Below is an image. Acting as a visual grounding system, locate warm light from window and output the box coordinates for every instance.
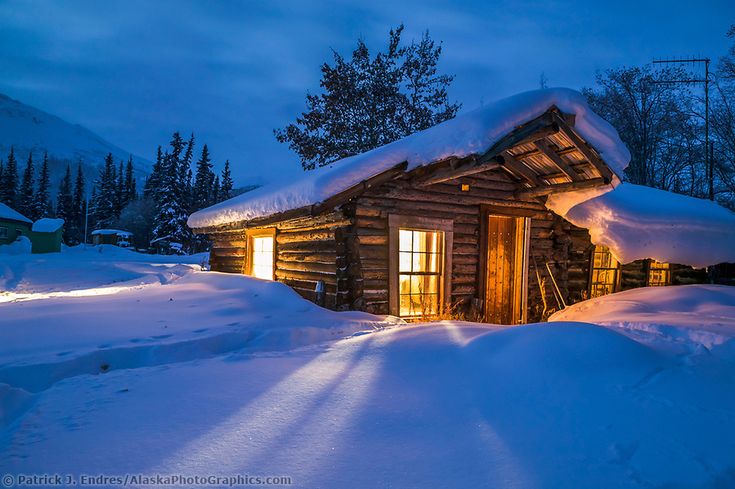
[647,260,670,286]
[398,229,442,317]
[590,245,619,298]
[251,236,274,280]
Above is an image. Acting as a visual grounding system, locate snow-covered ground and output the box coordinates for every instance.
[2,249,735,488]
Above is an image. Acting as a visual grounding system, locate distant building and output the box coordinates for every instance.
[91,229,134,247]
[31,218,64,253]
[0,204,64,253]
[0,203,32,245]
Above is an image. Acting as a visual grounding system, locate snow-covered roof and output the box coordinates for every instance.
[0,203,32,224]
[91,229,133,237]
[188,88,631,229]
[547,183,735,267]
[32,218,64,233]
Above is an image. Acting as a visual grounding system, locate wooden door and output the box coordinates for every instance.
[485,215,528,324]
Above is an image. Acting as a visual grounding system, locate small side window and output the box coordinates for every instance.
[246,229,276,280]
[589,245,619,298]
[647,260,671,286]
[0,226,8,239]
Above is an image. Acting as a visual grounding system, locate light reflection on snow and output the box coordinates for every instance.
[152,336,382,476]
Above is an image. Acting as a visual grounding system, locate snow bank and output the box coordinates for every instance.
[188,88,630,228]
[0,248,398,391]
[0,244,206,294]
[0,202,31,224]
[31,218,63,233]
[0,236,31,255]
[547,182,735,267]
[550,284,735,351]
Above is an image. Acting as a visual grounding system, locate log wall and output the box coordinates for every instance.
[345,169,571,320]
[208,211,351,310]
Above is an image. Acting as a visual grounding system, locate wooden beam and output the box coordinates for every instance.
[413,159,501,186]
[551,112,615,183]
[514,177,608,199]
[533,139,583,182]
[476,111,559,164]
[511,144,578,160]
[500,151,542,187]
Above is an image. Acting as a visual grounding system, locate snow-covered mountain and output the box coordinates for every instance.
[0,93,151,192]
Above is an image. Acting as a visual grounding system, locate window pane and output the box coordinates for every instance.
[397,228,444,318]
[399,252,412,273]
[590,245,618,298]
[399,230,413,252]
[251,236,274,280]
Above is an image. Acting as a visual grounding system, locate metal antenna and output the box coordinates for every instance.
[652,57,712,200]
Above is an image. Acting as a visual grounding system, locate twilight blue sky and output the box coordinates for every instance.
[1,0,733,185]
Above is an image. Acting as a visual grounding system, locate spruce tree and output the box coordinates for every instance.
[71,164,86,245]
[56,165,74,243]
[212,175,220,204]
[144,146,163,199]
[116,161,125,215]
[34,152,52,218]
[0,147,19,206]
[125,157,136,202]
[152,132,192,251]
[275,25,460,169]
[92,153,118,228]
[0,160,5,200]
[18,152,35,218]
[220,159,233,201]
[192,144,214,210]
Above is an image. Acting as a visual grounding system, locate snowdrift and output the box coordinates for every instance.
[547,183,735,267]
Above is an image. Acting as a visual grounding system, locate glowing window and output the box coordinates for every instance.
[647,260,670,286]
[398,229,443,317]
[250,235,274,280]
[589,245,619,298]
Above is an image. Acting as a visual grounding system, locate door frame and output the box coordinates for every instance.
[479,205,532,324]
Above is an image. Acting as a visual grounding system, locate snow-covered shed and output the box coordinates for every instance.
[30,217,64,253]
[0,203,33,246]
[188,88,734,323]
[91,229,133,247]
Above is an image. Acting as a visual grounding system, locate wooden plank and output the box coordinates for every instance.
[413,159,501,187]
[514,178,609,199]
[500,151,542,186]
[533,139,582,182]
[551,112,615,183]
[476,111,559,163]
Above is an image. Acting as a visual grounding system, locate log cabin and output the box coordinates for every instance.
[188,89,735,324]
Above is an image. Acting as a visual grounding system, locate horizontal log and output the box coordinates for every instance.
[212,248,247,258]
[276,269,337,284]
[355,216,387,230]
[277,241,336,253]
[357,234,388,246]
[276,260,335,274]
[276,230,334,244]
[277,251,336,263]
